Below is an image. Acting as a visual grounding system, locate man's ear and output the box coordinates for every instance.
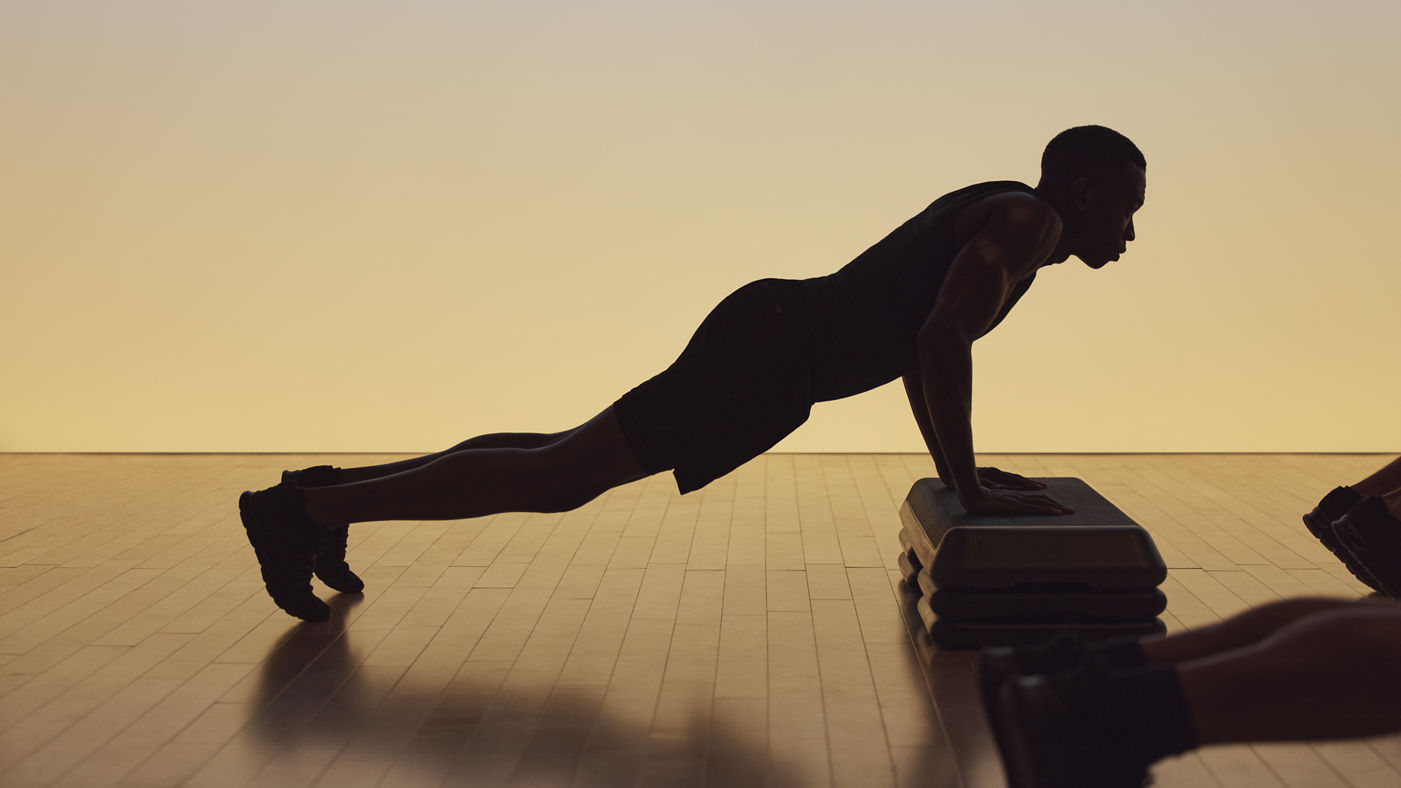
[1068,177,1091,211]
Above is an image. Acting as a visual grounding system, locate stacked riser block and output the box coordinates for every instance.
[898,477,1167,650]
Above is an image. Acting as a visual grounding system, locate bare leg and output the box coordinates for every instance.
[1139,596,1391,666]
[303,407,648,524]
[1179,603,1401,743]
[1353,457,1401,498]
[336,430,574,484]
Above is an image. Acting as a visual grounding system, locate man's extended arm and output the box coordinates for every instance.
[902,369,954,486]
[917,316,983,503]
[915,194,1069,515]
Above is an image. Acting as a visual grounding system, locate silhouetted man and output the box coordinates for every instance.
[240,125,1148,620]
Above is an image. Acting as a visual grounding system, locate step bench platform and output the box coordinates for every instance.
[900,477,1167,592]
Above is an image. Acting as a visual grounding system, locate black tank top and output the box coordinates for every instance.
[790,180,1040,401]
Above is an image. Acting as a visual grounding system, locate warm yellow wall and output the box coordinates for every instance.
[3,2,1399,453]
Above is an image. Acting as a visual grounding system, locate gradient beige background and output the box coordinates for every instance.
[3,1,1399,454]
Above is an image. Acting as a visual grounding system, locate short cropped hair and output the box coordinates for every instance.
[1040,126,1145,188]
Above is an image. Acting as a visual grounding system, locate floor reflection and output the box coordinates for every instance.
[246,595,801,787]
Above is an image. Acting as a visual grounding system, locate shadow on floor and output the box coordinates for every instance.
[245,595,805,787]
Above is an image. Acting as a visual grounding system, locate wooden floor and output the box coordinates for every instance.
[1,453,1399,787]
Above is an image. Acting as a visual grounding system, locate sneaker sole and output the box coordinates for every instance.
[1305,512,1382,590]
[1332,520,1401,598]
[239,491,330,622]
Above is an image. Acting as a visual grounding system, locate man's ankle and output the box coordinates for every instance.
[300,487,337,530]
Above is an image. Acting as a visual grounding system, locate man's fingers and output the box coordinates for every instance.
[1006,473,1047,490]
[965,491,1075,517]
[979,467,1047,491]
[1012,493,1074,514]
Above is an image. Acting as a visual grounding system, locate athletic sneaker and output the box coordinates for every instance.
[1302,486,1377,591]
[1332,497,1401,598]
[996,658,1150,788]
[282,466,364,594]
[238,482,330,621]
[978,632,1088,758]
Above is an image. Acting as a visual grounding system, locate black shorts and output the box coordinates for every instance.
[614,278,816,494]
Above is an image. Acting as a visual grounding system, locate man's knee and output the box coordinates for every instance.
[511,409,648,513]
[533,461,612,512]
[536,484,603,513]
[524,450,613,513]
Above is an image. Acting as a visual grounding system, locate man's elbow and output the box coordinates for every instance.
[915,325,971,365]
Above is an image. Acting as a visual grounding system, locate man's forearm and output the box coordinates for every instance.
[918,344,981,506]
[902,371,954,485]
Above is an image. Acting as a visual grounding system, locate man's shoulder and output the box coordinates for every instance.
[951,185,1060,250]
[928,179,1033,207]
[976,189,1058,229]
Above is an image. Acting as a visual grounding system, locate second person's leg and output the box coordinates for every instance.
[1180,602,1401,743]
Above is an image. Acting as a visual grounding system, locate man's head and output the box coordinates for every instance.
[1038,125,1146,268]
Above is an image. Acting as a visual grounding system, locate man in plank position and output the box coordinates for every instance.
[241,125,1147,620]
